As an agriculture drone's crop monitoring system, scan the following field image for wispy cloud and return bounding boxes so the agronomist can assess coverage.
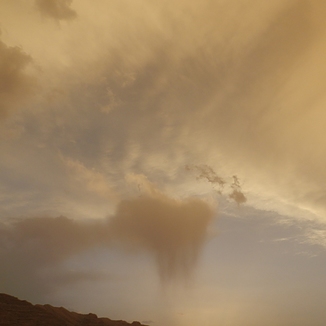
[186,165,246,205]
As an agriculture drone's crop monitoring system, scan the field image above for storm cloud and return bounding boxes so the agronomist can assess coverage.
[109,193,214,282]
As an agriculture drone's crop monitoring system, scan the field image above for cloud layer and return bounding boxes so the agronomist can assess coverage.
[1,0,326,232]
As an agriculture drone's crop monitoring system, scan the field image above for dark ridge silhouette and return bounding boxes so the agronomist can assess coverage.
[0,293,145,326]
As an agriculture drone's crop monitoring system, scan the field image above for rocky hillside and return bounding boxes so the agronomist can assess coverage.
[0,293,145,326]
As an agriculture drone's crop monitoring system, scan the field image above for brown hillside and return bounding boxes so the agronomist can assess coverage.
[0,293,145,326]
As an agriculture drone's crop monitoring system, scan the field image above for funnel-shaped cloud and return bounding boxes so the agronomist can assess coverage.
[109,193,214,282]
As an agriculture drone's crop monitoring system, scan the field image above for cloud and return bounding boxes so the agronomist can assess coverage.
[35,0,77,21]
[2,3,326,323]
[229,176,247,205]
[0,37,35,119]
[109,191,214,282]
[186,165,247,205]
[186,165,226,191]
[1,0,325,225]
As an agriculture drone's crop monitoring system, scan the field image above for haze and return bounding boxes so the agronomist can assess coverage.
[1,1,326,325]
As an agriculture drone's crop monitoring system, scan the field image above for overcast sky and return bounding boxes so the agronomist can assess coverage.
[1,0,326,325]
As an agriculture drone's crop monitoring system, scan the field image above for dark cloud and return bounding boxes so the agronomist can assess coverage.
[229,189,247,205]
[0,38,35,119]
[109,194,214,282]
[35,0,77,21]
[229,175,247,205]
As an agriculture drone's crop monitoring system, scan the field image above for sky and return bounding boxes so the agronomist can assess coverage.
[1,0,326,325]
